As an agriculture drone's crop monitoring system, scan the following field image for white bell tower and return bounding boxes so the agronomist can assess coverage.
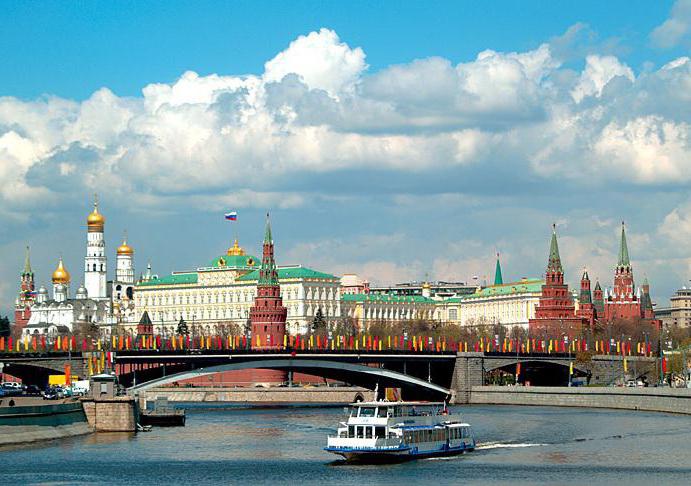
[84,195,108,300]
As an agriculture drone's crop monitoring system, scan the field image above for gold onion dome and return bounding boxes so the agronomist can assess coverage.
[117,238,134,256]
[226,239,246,256]
[87,198,105,232]
[52,257,71,284]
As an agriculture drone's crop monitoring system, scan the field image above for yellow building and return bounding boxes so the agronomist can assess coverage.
[438,278,544,329]
[130,240,341,336]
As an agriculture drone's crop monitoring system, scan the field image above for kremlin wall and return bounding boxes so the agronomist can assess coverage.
[11,199,662,352]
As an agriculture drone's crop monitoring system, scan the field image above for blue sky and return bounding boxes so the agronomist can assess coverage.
[2,0,691,314]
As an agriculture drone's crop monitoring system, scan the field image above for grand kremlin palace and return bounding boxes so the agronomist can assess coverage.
[129,240,341,336]
[130,241,545,333]
[341,278,544,329]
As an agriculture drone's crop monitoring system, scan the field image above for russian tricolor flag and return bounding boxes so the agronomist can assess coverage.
[224,211,237,221]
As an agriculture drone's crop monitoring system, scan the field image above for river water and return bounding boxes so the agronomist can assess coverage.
[2,404,690,485]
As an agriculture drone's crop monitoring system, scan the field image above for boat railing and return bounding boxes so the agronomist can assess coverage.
[327,436,404,448]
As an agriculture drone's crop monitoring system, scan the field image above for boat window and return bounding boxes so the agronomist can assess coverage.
[348,425,355,438]
[358,407,376,417]
[365,427,373,439]
[375,426,385,439]
[356,426,364,438]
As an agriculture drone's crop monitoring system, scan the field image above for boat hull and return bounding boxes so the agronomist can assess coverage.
[326,442,475,464]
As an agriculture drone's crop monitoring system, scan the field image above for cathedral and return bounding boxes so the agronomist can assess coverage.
[17,197,136,338]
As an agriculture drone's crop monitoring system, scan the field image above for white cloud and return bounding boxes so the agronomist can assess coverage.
[264,28,367,96]
[594,116,691,183]
[571,55,634,102]
[651,0,691,48]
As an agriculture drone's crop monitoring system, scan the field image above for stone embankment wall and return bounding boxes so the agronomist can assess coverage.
[0,400,92,446]
[81,396,137,431]
[137,386,374,407]
[469,386,691,415]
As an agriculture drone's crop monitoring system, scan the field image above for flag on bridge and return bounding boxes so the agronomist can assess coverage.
[224,211,238,221]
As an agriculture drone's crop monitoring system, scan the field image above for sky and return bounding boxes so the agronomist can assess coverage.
[2,0,691,314]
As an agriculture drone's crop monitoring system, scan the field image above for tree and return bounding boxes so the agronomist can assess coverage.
[176,318,189,336]
[311,308,328,334]
[0,316,10,338]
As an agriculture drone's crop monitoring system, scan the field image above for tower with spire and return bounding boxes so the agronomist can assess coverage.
[84,195,108,300]
[576,268,595,327]
[249,213,288,350]
[14,245,36,330]
[593,280,605,317]
[604,222,645,322]
[529,225,585,336]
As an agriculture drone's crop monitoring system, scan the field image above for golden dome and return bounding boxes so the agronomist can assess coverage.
[117,235,134,255]
[52,257,71,284]
[226,239,246,256]
[87,196,105,232]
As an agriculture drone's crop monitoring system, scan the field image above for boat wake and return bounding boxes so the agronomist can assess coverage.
[476,442,546,450]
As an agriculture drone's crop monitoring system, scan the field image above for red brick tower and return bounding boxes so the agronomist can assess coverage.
[576,268,595,327]
[529,225,584,337]
[604,222,642,321]
[593,280,605,318]
[250,213,287,350]
[137,310,154,339]
[14,246,35,330]
[640,276,654,320]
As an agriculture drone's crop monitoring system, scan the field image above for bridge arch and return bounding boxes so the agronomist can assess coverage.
[484,358,589,386]
[127,359,451,400]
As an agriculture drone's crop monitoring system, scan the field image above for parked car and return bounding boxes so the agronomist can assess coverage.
[1,383,22,396]
[24,385,42,396]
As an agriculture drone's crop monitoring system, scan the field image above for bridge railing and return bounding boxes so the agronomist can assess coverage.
[0,334,657,358]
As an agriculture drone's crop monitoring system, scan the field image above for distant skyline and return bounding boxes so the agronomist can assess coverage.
[3,1,691,313]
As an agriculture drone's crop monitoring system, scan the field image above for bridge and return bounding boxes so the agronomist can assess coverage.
[0,347,657,404]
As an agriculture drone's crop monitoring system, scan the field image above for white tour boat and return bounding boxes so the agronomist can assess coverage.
[325,401,475,462]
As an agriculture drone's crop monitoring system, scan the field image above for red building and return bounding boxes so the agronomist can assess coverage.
[137,310,154,339]
[250,213,288,350]
[603,223,655,322]
[529,225,586,336]
[13,246,35,331]
[577,269,596,327]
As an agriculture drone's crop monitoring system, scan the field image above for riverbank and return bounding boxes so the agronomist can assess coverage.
[0,398,92,446]
[136,386,375,407]
[470,385,691,414]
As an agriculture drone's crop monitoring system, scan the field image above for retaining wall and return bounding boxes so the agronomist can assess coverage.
[137,386,375,407]
[469,385,691,415]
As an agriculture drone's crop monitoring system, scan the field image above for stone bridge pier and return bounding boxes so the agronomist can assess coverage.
[450,352,657,404]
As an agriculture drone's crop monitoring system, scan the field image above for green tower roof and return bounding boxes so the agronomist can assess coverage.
[494,253,503,285]
[547,224,563,273]
[258,213,279,286]
[618,221,630,267]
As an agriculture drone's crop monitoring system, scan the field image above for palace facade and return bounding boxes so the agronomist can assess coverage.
[129,238,341,337]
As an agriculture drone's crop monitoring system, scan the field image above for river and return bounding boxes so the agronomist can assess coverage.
[2,404,690,485]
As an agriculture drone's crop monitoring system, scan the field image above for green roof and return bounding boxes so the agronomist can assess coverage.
[449,279,544,300]
[137,272,198,287]
[206,254,260,270]
[342,293,436,304]
[238,266,338,281]
[547,225,563,273]
[494,254,503,285]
